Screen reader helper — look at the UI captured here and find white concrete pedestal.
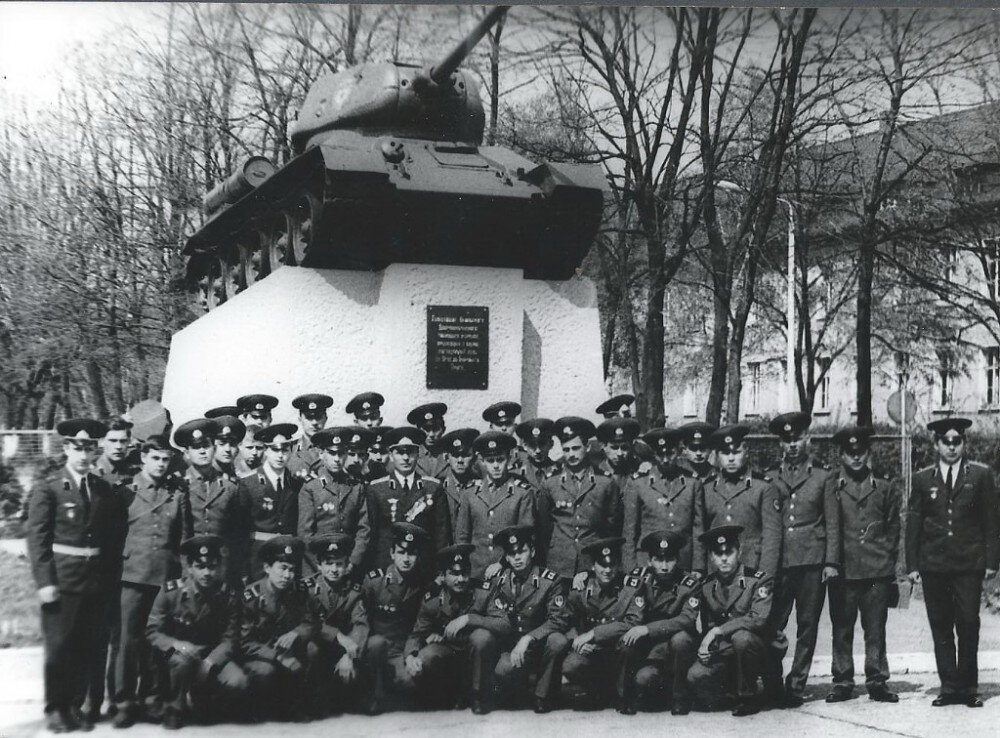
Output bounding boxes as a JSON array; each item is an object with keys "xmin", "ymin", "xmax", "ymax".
[{"xmin": 161, "ymin": 264, "xmax": 606, "ymax": 428}]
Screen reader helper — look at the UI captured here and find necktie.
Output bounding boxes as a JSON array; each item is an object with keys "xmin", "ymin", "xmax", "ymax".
[
  {"xmin": 79, "ymin": 476, "xmax": 90, "ymax": 505},
  {"xmin": 276, "ymin": 476, "xmax": 284, "ymax": 495},
  {"xmin": 945, "ymin": 465, "xmax": 954, "ymax": 494}
]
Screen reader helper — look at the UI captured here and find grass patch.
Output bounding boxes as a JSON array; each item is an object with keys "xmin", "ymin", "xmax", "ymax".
[{"xmin": 0, "ymin": 549, "xmax": 41, "ymax": 647}]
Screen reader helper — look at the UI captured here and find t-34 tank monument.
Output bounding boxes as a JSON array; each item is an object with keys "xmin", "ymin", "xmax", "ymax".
[{"xmin": 162, "ymin": 6, "xmax": 608, "ymax": 427}]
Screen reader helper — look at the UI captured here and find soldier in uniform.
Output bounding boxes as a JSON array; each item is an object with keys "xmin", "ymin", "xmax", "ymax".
[
  {"xmin": 596, "ymin": 417, "xmax": 643, "ymax": 486},
  {"xmin": 28, "ymin": 418, "xmax": 125, "ymax": 733},
  {"xmin": 617, "ymin": 531, "xmax": 700, "ymax": 715},
  {"xmin": 641, "ymin": 428, "xmax": 677, "ymax": 470},
  {"xmin": 366, "ymin": 427, "xmax": 451, "ymax": 571},
  {"xmin": 113, "ymin": 434, "xmax": 191, "ymax": 727},
  {"xmin": 695, "ymin": 425, "xmax": 781, "ymax": 578},
  {"xmin": 239, "ymin": 536, "xmax": 316, "ymax": 722},
  {"xmin": 363, "ymin": 426, "xmax": 393, "ymax": 483},
  {"xmin": 287, "ymin": 394, "xmax": 333, "ymax": 476},
  {"xmin": 558, "ymin": 537, "xmax": 644, "ymax": 710},
  {"xmin": 209, "ymin": 416, "xmax": 245, "ymax": 481},
  {"xmin": 688, "ymin": 525, "xmax": 782, "ymax": 717},
  {"xmin": 536, "ymin": 417, "xmax": 622, "ymax": 577},
  {"xmin": 469, "ymin": 525, "xmax": 570, "ymax": 713},
  {"xmin": 174, "ymin": 419, "xmax": 247, "ymax": 587},
  {"xmin": 297, "ymin": 428, "xmax": 371, "ymax": 578},
  {"xmin": 407, "ymin": 402, "xmax": 449, "ymax": 478},
  {"xmin": 344, "ymin": 426, "xmax": 373, "ymax": 483},
  {"xmin": 596, "ymin": 394, "xmax": 635, "ymax": 419},
  {"xmin": 437, "ymin": 428, "xmax": 481, "ymax": 535},
  {"xmin": 236, "ymin": 424, "xmax": 305, "ymax": 580},
  {"xmin": 93, "ymin": 418, "xmax": 139, "ymax": 486},
  {"xmin": 766, "ymin": 411, "xmax": 841, "ymax": 707},
  {"xmin": 146, "ymin": 535, "xmax": 248, "ymax": 729},
  {"xmin": 304, "ymin": 535, "xmax": 369, "ymax": 715},
  {"xmin": 825, "ymin": 426, "xmax": 900, "ymax": 704},
  {"xmin": 675, "ymin": 421, "xmax": 718, "ymax": 482},
  {"xmin": 482, "ymin": 401, "xmax": 521, "ymax": 435},
  {"xmin": 623, "ymin": 430, "xmax": 701, "ymax": 572},
  {"xmin": 346, "ymin": 391, "xmax": 385, "ymax": 429},
  {"xmin": 236, "ymin": 394, "xmax": 278, "ymax": 429},
  {"xmin": 457, "ymin": 432, "xmax": 535, "ymax": 578},
  {"xmin": 404, "ymin": 543, "xmax": 498, "ymax": 713},
  {"xmin": 907, "ymin": 417, "xmax": 998, "ymax": 708},
  {"xmin": 360, "ymin": 523, "xmax": 429, "ymax": 714},
  {"xmin": 513, "ymin": 418, "xmax": 558, "ymax": 489},
  {"xmin": 235, "ymin": 424, "xmax": 265, "ymax": 478}
]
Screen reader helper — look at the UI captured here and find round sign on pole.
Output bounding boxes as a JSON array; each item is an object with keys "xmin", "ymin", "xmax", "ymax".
[{"xmin": 887, "ymin": 390, "xmax": 918, "ymax": 428}]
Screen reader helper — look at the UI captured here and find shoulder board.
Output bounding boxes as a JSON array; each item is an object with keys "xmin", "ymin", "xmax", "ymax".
[
  {"xmin": 916, "ymin": 465, "xmax": 935, "ymax": 474},
  {"xmin": 630, "ymin": 468, "xmax": 650, "ymax": 480},
  {"xmin": 301, "ymin": 573, "xmax": 319, "ymax": 586},
  {"xmin": 164, "ymin": 578, "xmax": 182, "ymax": 591},
  {"xmin": 352, "ymin": 582, "xmax": 361, "ymax": 592},
  {"xmin": 625, "ymin": 576, "xmax": 640, "ymax": 588},
  {"xmin": 481, "ymin": 579, "xmax": 493, "ymax": 590},
  {"xmin": 242, "ymin": 589, "xmax": 254, "ymax": 602},
  {"xmin": 421, "ymin": 475, "xmax": 439, "ymax": 483},
  {"xmin": 424, "ymin": 590, "xmax": 435, "ymax": 601},
  {"xmin": 969, "ymin": 461, "xmax": 990, "ymax": 470},
  {"xmin": 542, "ymin": 569, "xmax": 558, "ymax": 581},
  {"xmin": 629, "ymin": 566, "xmax": 645, "ymax": 576},
  {"xmin": 820, "ymin": 463, "xmax": 831, "ymax": 471},
  {"xmin": 681, "ymin": 574, "xmax": 701, "ymax": 588},
  {"xmin": 753, "ymin": 569, "xmax": 765, "ymax": 579},
  {"xmin": 880, "ymin": 474, "xmax": 892, "ymax": 481},
  {"xmin": 368, "ymin": 568, "xmax": 384, "ymax": 579},
  {"xmin": 750, "ymin": 471, "xmax": 770, "ymax": 482},
  {"xmin": 514, "ymin": 478, "xmax": 532, "ymax": 489},
  {"xmin": 371, "ymin": 476, "xmax": 390, "ymax": 485},
  {"xmin": 598, "ymin": 470, "xmax": 613, "ymax": 478}
]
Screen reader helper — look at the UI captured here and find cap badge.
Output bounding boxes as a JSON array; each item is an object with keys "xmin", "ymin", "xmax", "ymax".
[
  {"xmin": 563, "ymin": 426, "xmax": 572, "ymax": 436},
  {"xmin": 498, "ymin": 410, "xmax": 506, "ymax": 418},
  {"xmin": 283, "ymin": 545, "xmax": 292, "ymax": 555},
  {"xmin": 615, "ymin": 428, "xmax": 623, "ymax": 438},
  {"xmin": 332, "ymin": 435, "xmax": 342, "ymax": 444},
  {"xmin": 784, "ymin": 423, "xmax": 791, "ymax": 432},
  {"xmin": 222, "ymin": 426, "xmax": 231, "ymax": 435},
  {"xmin": 659, "ymin": 540, "xmax": 669, "ymax": 549},
  {"xmin": 488, "ymin": 440, "xmax": 497, "ymax": 449},
  {"xmin": 351, "ymin": 434, "xmax": 360, "ymax": 443},
  {"xmin": 405, "ymin": 533, "xmax": 414, "ymax": 542},
  {"xmin": 725, "ymin": 435, "xmax": 733, "ymax": 444},
  {"xmin": 255, "ymin": 402, "xmax": 264, "ymax": 410},
  {"xmin": 309, "ymin": 402, "xmax": 317, "ymax": 410},
  {"xmin": 193, "ymin": 429, "xmax": 203, "ymax": 440},
  {"xmin": 453, "ymin": 554, "xmax": 462, "ymax": 562},
  {"xmin": 363, "ymin": 401, "xmax": 370, "ymax": 409},
  {"xmin": 73, "ymin": 430, "xmax": 92, "ymax": 440},
  {"xmin": 532, "ymin": 428, "xmax": 541, "ymax": 437},
  {"xmin": 601, "ymin": 547, "xmax": 611, "ymax": 556},
  {"xmin": 717, "ymin": 535, "xmax": 725, "ymax": 544},
  {"xmin": 453, "ymin": 439, "xmax": 461, "ymax": 448},
  {"xmin": 849, "ymin": 436, "xmax": 857, "ymax": 444},
  {"xmin": 509, "ymin": 535, "xmax": 517, "ymax": 544},
  {"xmin": 200, "ymin": 546, "xmax": 208, "ymax": 555},
  {"xmin": 693, "ymin": 431, "xmax": 702, "ymax": 440},
  {"xmin": 658, "ymin": 439, "xmax": 666, "ymax": 447},
  {"xmin": 424, "ymin": 412, "xmax": 433, "ymax": 420}
]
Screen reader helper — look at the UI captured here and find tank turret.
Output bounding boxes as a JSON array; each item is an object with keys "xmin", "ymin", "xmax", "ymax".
[{"xmin": 185, "ymin": 6, "xmax": 604, "ymax": 309}]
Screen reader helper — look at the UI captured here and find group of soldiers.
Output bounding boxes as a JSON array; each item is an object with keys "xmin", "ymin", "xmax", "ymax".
[{"xmin": 26, "ymin": 389, "xmax": 999, "ymax": 732}]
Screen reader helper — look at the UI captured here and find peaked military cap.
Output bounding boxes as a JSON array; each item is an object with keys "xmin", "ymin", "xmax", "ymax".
[
  {"xmin": 554, "ymin": 416, "xmax": 597, "ymax": 444},
  {"xmin": 57, "ymin": 418, "xmax": 108, "ymax": 442},
  {"xmin": 768, "ymin": 411, "xmax": 811, "ymax": 441},
  {"xmin": 292, "ymin": 394, "xmax": 334, "ymax": 417},
  {"xmin": 346, "ymin": 427, "xmax": 373, "ymax": 451},
  {"xmin": 346, "ymin": 392, "xmax": 385, "ymax": 418},
  {"xmin": 369, "ymin": 426, "xmax": 394, "ymax": 450},
  {"xmin": 474, "ymin": 430, "xmax": 516, "ymax": 456},
  {"xmin": 676, "ymin": 421, "xmax": 717, "ymax": 449},
  {"xmin": 259, "ymin": 535, "xmax": 304, "ymax": 564},
  {"xmin": 407, "ymin": 402, "xmax": 448, "ymax": 428},
  {"xmin": 582, "ymin": 536, "xmax": 626, "ymax": 566},
  {"xmin": 516, "ymin": 418, "xmax": 556, "ymax": 444},
  {"xmin": 256, "ymin": 423, "xmax": 298, "ymax": 445},
  {"xmin": 308, "ymin": 533, "xmax": 354, "ymax": 560},
  {"xmin": 698, "ymin": 524, "xmax": 744, "ymax": 550},
  {"xmin": 212, "ymin": 415, "xmax": 246, "ymax": 444},
  {"xmin": 496, "ymin": 525, "xmax": 535, "ymax": 552},
  {"xmin": 441, "ymin": 428, "xmax": 480, "ymax": 455},
  {"xmin": 640, "ymin": 530, "xmax": 685, "ymax": 558},
  {"xmin": 384, "ymin": 426, "xmax": 426, "ymax": 449},
  {"xmin": 237, "ymin": 394, "xmax": 279, "ymax": 414},
  {"xmin": 642, "ymin": 428, "xmax": 677, "ymax": 452},
  {"xmin": 436, "ymin": 543, "xmax": 476, "ymax": 570},
  {"xmin": 205, "ymin": 405, "xmax": 241, "ymax": 419},
  {"xmin": 596, "ymin": 417, "xmax": 641, "ymax": 444},
  {"xmin": 173, "ymin": 418, "xmax": 218, "ymax": 448},
  {"xmin": 596, "ymin": 394, "xmax": 635, "ymax": 418},
  {"xmin": 709, "ymin": 424, "xmax": 751, "ymax": 452},
  {"xmin": 483, "ymin": 401, "xmax": 522, "ymax": 425},
  {"xmin": 180, "ymin": 534, "xmax": 226, "ymax": 564},
  {"xmin": 927, "ymin": 417, "xmax": 973, "ymax": 436},
  {"xmin": 312, "ymin": 426, "xmax": 353, "ymax": 451},
  {"xmin": 391, "ymin": 522, "xmax": 428, "ymax": 552},
  {"xmin": 833, "ymin": 425, "xmax": 875, "ymax": 453}
]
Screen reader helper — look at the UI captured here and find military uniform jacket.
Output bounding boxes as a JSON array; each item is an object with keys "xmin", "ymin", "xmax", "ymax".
[
  {"xmin": 366, "ymin": 474, "xmax": 451, "ymax": 568},
  {"xmin": 906, "ymin": 461, "xmax": 1000, "ymax": 573},
  {"xmin": 120, "ymin": 472, "xmax": 190, "ymax": 587},
  {"xmin": 437, "ymin": 469, "xmax": 481, "ymax": 535},
  {"xmin": 183, "ymin": 466, "xmax": 243, "ymax": 540},
  {"xmin": 416, "ymin": 444, "xmax": 448, "ymax": 479},
  {"xmin": 634, "ymin": 568, "xmax": 701, "ymax": 640},
  {"xmin": 514, "ymin": 457, "xmax": 558, "ymax": 491},
  {"xmin": 478, "ymin": 565, "xmax": 567, "ymax": 641},
  {"xmin": 599, "ymin": 457, "xmax": 643, "ymax": 493},
  {"xmin": 298, "ymin": 469, "xmax": 372, "ymax": 569},
  {"xmin": 27, "ymin": 468, "xmax": 124, "ymax": 594},
  {"xmin": 92, "ymin": 455, "xmax": 138, "ymax": 488},
  {"xmin": 563, "ymin": 571, "xmax": 645, "ymax": 645},
  {"xmin": 769, "ymin": 460, "xmax": 841, "ymax": 569},
  {"xmin": 404, "ymin": 584, "xmax": 492, "ymax": 656},
  {"xmin": 696, "ymin": 471, "xmax": 781, "ymax": 576},
  {"xmin": 240, "ymin": 576, "xmax": 317, "ymax": 660},
  {"xmin": 287, "ymin": 436, "xmax": 322, "ymax": 476},
  {"xmin": 698, "ymin": 566, "xmax": 774, "ymax": 638},
  {"xmin": 623, "ymin": 466, "xmax": 702, "ymax": 571},
  {"xmin": 676, "ymin": 459, "xmax": 717, "ymax": 484},
  {"xmin": 536, "ymin": 466, "xmax": 623, "ymax": 577},
  {"xmin": 146, "ymin": 576, "xmax": 241, "ymax": 666},
  {"xmin": 305, "ymin": 573, "xmax": 369, "ymax": 648},
  {"xmin": 361, "ymin": 564, "xmax": 426, "ymax": 646},
  {"xmin": 237, "ymin": 468, "xmax": 303, "ymax": 537},
  {"xmin": 456, "ymin": 477, "xmax": 536, "ymax": 577},
  {"xmin": 832, "ymin": 471, "xmax": 901, "ymax": 580}
]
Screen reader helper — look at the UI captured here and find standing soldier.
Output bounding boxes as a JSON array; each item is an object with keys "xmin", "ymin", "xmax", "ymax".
[
  {"xmin": 675, "ymin": 422, "xmax": 718, "ymax": 482},
  {"xmin": 617, "ymin": 531, "xmax": 700, "ymax": 715},
  {"xmin": 907, "ymin": 417, "xmax": 998, "ymax": 708},
  {"xmin": 623, "ymin": 430, "xmax": 701, "ymax": 572},
  {"xmin": 513, "ymin": 419, "xmax": 558, "ymax": 489},
  {"xmin": 209, "ymin": 416, "xmax": 245, "ymax": 481},
  {"xmin": 235, "ymin": 424, "xmax": 265, "ymax": 478},
  {"xmin": 347, "ymin": 391, "xmax": 385, "ymax": 429},
  {"xmin": 825, "ymin": 426, "xmax": 900, "ymax": 704},
  {"xmin": 559, "ymin": 537, "xmax": 645, "ymax": 711},
  {"xmin": 239, "ymin": 536, "xmax": 316, "ymax": 722},
  {"xmin": 468, "ymin": 525, "xmax": 570, "ymax": 713},
  {"xmin": 363, "ymin": 426, "xmax": 393, "ymax": 483},
  {"xmin": 297, "ymin": 428, "xmax": 372, "ymax": 578},
  {"xmin": 596, "ymin": 394, "xmax": 635, "ymax": 419},
  {"xmin": 344, "ymin": 427, "xmax": 373, "ymax": 483},
  {"xmin": 457, "ymin": 432, "xmax": 535, "ymax": 578},
  {"xmin": 360, "ymin": 523, "xmax": 430, "ymax": 714},
  {"xmin": 236, "ymin": 394, "xmax": 278, "ymax": 429},
  {"xmin": 765, "ymin": 411, "xmax": 840, "ymax": 707},
  {"xmin": 367, "ymin": 427, "xmax": 451, "ymax": 571},
  {"xmin": 304, "ymin": 535, "xmax": 369, "ymax": 715},
  {"xmin": 237, "ymin": 424, "xmax": 304, "ymax": 580},
  {"xmin": 288, "ymin": 393, "xmax": 333, "ymax": 476},
  {"xmin": 28, "ymin": 419, "xmax": 125, "ymax": 733},
  {"xmin": 641, "ymin": 428, "xmax": 678, "ymax": 471},
  {"xmin": 407, "ymin": 402, "xmax": 449, "ymax": 478},
  {"xmin": 145, "ymin": 535, "xmax": 248, "ymax": 729},
  {"xmin": 695, "ymin": 425, "xmax": 781, "ymax": 577},
  {"xmin": 404, "ymin": 544, "xmax": 498, "ymax": 713},
  {"xmin": 93, "ymin": 418, "xmax": 139, "ymax": 486},
  {"xmin": 482, "ymin": 401, "xmax": 521, "ymax": 435},
  {"xmin": 437, "ymin": 428, "xmax": 481, "ymax": 535},
  {"xmin": 596, "ymin": 418, "xmax": 643, "ymax": 485},
  {"xmin": 536, "ymin": 417, "xmax": 622, "ymax": 577},
  {"xmin": 688, "ymin": 525, "xmax": 782, "ymax": 717},
  {"xmin": 113, "ymin": 435, "xmax": 191, "ymax": 728}
]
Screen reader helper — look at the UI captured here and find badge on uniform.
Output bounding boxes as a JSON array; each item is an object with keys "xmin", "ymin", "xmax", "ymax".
[
  {"xmin": 688, "ymin": 597, "xmax": 699, "ymax": 608},
  {"xmin": 930, "ymin": 487, "xmax": 937, "ymax": 500},
  {"xmin": 634, "ymin": 595, "xmax": 644, "ymax": 608},
  {"xmin": 757, "ymin": 585, "xmax": 769, "ymax": 599},
  {"xmin": 554, "ymin": 595, "xmax": 565, "ymax": 608},
  {"xmin": 773, "ymin": 499, "xmax": 781, "ymax": 511},
  {"xmin": 263, "ymin": 496, "xmax": 274, "ymax": 511}
]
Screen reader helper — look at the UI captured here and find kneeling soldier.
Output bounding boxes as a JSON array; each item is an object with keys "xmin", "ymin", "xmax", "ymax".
[
  {"xmin": 239, "ymin": 536, "xmax": 316, "ymax": 722},
  {"xmin": 617, "ymin": 531, "xmax": 700, "ymax": 715},
  {"xmin": 305, "ymin": 535, "xmax": 369, "ymax": 715},
  {"xmin": 360, "ymin": 522, "xmax": 429, "ymax": 714},
  {"xmin": 146, "ymin": 536, "xmax": 248, "ymax": 729},
  {"xmin": 404, "ymin": 544, "xmax": 496, "ymax": 713},
  {"xmin": 688, "ymin": 525, "xmax": 784, "ymax": 717},
  {"xmin": 560, "ymin": 537, "xmax": 644, "ymax": 711}
]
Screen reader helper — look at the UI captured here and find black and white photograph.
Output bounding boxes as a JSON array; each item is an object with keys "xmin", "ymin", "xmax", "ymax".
[{"xmin": 2, "ymin": 3, "xmax": 1000, "ymax": 736}]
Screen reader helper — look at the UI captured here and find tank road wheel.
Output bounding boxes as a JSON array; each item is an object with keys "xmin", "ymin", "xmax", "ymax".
[
  {"xmin": 237, "ymin": 243, "xmax": 256, "ymax": 291},
  {"xmin": 285, "ymin": 192, "xmax": 321, "ymax": 266},
  {"xmin": 265, "ymin": 225, "xmax": 285, "ymax": 274},
  {"xmin": 220, "ymin": 257, "xmax": 239, "ymax": 302}
]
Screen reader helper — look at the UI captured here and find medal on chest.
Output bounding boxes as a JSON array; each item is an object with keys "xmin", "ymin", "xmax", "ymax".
[
  {"xmin": 388, "ymin": 497, "xmax": 399, "ymax": 520},
  {"xmin": 321, "ymin": 501, "xmax": 337, "ymax": 513},
  {"xmin": 262, "ymin": 496, "xmax": 274, "ymax": 511},
  {"xmin": 405, "ymin": 494, "xmax": 434, "ymax": 522}
]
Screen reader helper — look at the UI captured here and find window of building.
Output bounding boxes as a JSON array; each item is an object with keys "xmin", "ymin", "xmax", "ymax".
[
  {"xmin": 935, "ymin": 350, "xmax": 954, "ymax": 409},
  {"xmin": 816, "ymin": 357, "xmax": 832, "ymax": 411},
  {"xmin": 986, "ymin": 347, "xmax": 1000, "ymax": 408},
  {"xmin": 985, "ymin": 238, "xmax": 1000, "ymax": 301},
  {"xmin": 944, "ymin": 246, "xmax": 958, "ymax": 283}
]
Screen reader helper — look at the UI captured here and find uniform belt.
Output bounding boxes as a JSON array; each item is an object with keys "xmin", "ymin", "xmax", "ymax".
[
  {"xmin": 253, "ymin": 531, "xmax": 279, "ymax": 542},
  {"xmin": 52, "ymin": 543, "xmax": 101, "ymax": 558}
]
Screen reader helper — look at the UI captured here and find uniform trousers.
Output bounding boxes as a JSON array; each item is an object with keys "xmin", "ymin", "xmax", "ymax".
[
  {"xmin": 83, "ymin": 583, "xmax": 120, "ymax": 714},
  {"xmin": 687, "ymin": 630, "xmax": 768, "ymax": 703},
  {"xmin": 494, "ymin": 632, "xmax": 570, "ymax": 702},
  {"xmin": 770, "ymin": 564, "xmax": 825, "ymax": 696},
  {"xmin": 415, "ymin": 629, "xmax": 497, "ymax": 700},
  {"xmin": 114, "ymin": 583, "xmax": 163, "ymax": 711},
  {"xmin": 921, "ymin": 571, "xmax": 983, "ymax": 697},
  {"xmin": 241, "ymin": 640, "xmax": 315, "ymax": 716},
  {"xmin": 562, "ymin": 645, "xmax": 621, "ymax": 700},
  {"xmin": 40, "ymin": 591, "xmax": 103, "ymax": 715},
  {"xmin": 363, "ymin": 635, "xmax": 417, "ymax": 705},
  {"xmin": 618, "ymin": 631, "xmax": 696, "ymax": 703},
  {"xmin": 162, "ymin": 652, "xmax": 249, "ymax": 714},
  {"xmin": 828, "ymin": 578, "xmax": 891, "ymax": 690}
]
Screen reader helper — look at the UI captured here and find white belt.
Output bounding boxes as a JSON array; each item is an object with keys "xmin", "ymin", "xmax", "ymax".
[
  {"xmin": 253, "ymin": 531, "xmax": 278, "ymax": 542},
  {"xmin": 52, "ymin": 543, "xmax": 101, "ymax": 558}
]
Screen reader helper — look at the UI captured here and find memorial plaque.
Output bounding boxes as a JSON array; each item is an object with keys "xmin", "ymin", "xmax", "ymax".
[{"xmin": 426, "ymin": 306, "xmax": 489, "ymax": 390}]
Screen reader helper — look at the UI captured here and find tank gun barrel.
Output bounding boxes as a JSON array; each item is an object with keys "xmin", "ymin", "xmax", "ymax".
[{"xmin": 428, "ymin": 5, "xmax": 509, "ymax": 85}]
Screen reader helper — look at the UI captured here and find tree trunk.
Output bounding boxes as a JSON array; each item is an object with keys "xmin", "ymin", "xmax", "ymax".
[
  {"xmin": 84, "ymin": 359, "xmax": 110, "ymax": 420},
  {"xmin": 855, "ymin": 234, "xmax": 876, "ymax": 425}
]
